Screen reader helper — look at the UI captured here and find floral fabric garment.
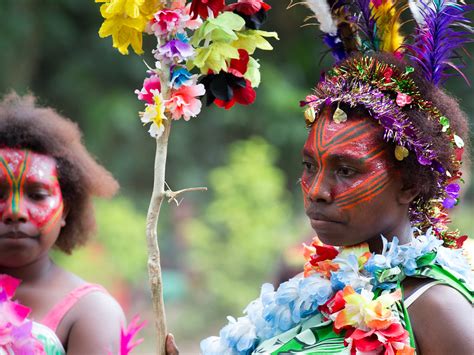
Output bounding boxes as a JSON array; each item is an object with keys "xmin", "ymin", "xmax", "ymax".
[{"xmin": 32, "ymin": 322, "xmax": 65, "ymax": 355}]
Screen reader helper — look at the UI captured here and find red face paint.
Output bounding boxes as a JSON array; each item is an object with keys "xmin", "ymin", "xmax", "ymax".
[
  {"xmin": 0, "ymin": 149, "xmax": 63, "ymax": 234},
  {"xmin": 301, "ymin": 108, "xmax": 403, "ymax": 246}
]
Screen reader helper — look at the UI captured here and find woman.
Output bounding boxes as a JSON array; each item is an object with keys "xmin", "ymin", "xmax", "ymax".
[{"xmin": 200, "ymin": 51, "xmax": 473, "ymax": 355}]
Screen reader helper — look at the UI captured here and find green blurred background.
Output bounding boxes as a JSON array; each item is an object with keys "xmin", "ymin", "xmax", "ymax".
[{"xmin": 1, "ymin": 1, "xmax": 472, "ymax": 353}]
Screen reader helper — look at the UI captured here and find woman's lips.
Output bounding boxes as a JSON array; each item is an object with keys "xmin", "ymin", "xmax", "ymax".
[{"xmin": 306, "ymin": 211, "xmax": 342, "ymax": 224}]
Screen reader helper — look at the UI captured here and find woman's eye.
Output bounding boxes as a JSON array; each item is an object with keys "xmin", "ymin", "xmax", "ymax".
[
  {"xmin": 336, "ymin": 166, "xmax": 357, "ymax": 178},
  {"xmin": 302, "ymin": 161, "xmax": 315, "ymax": 173}
]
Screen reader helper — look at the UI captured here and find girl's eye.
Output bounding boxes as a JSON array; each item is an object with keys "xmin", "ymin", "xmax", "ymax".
[
  {"xmin": 0, "ymin": 189, "xmax": 8, "ymax": 200},
  {"xmin": 28, "ymin": 190, "xmax": 49, "ymax": 201},
  {"xmin": 336, "ymin": 166, "xmax": 357, "ymax": 178}
]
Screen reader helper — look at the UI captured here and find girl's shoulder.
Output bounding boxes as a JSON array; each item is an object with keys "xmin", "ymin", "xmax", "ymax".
[{"xmin": 47, "ymin": 267, "xmax": 125, "ymax": 352}]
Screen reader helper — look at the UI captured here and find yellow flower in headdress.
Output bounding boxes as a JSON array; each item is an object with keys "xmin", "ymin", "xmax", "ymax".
[{"xmin": 97, "ymin": 0, "xmax": 162, "ymax": 55}]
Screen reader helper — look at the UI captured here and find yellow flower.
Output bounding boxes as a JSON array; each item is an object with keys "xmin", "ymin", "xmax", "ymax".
[
  {"xmin": 335, "ymin": 286, "xmax": 401, "ymax": 330},
  {"xmin": 96, "ymin": 0, "xmax": 162, "ymax": 55},
  {"xmin": 140, "ymin": 89, "xmax": 167, "ymax": 138}
]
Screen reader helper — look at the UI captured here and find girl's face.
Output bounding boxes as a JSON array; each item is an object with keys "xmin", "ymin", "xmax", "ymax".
[
  {"xmin": 301, "ymin": 108, "xmax": 405, "ymax": 246},
  {"xmin": 0, "ymin": 148, "xmax": 65, "ymax": 268}
]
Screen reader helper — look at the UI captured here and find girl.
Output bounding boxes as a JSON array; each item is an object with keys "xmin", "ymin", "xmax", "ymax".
[{"xmin": 0, "ymin": 93, "xmax": 125, "ymax": 354}]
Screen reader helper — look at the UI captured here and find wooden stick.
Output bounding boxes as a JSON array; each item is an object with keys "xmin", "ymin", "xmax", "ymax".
[{"xmin": 145, "ymin": 120, "xmax": 171, "ymax": 355}]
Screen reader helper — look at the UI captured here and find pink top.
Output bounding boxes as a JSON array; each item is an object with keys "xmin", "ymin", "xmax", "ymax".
[{"xmin": 40, "ymin": 283, "xmax": 107, "ymax": 332}]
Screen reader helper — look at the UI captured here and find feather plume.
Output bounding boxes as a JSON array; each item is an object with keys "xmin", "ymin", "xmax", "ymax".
[
  {"xmin": 406, "ymin": 0, "xmax": 473, "ymax": 85},
  {"xmin": 302, "ymin": 0, "xmax": 350, "ymax": 60},
  {"xmin": 370, "ymin": 0, "xmax": 405, "ymax": 52},
  {"xmin": 304, "ymin": 0, "xmax": 338, "ymax": 35},
  {"xmin": 408, "ymin": 0, "xmax": 426, "ymax": 25},
  {"xmin": 352, "ymin": 0, "xmax": 380, "ymax": 51}
]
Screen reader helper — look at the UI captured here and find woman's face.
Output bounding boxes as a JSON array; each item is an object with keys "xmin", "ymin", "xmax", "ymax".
[
  {"xmin": 301, "ymin": 108, "xmax": 405, "ymax": 246},
  {"xmin": 0, "ymin": 148, "xmax": 65, "ymax": 268}
]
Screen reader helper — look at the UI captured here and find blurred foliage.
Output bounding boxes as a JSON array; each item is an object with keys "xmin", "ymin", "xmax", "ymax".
[
  {"xmin": 52, "ymin": 198, "xmax": 148, "ymax": 287},
  {"xmin": 0, "ymin": 1, "xmax": 473, "ymax": 351},
  {"xmin": 185, "ymin": 137, "xmax": 294, "ymax": 313}
]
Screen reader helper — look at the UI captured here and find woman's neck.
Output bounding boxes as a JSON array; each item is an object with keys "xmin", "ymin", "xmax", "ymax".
[
  {"xmin": 366, "ymin": 218, "xmax": 413, "ymax": 254},
  {"xmin": 0, "ymin": 254, "xmax": 54, "ymax": 284}
]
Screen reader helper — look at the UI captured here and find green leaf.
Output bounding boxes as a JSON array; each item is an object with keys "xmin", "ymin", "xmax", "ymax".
[
  {"xmin": 244, "ymin": 56, "xmax": 261, "ymax": 87},
  {"xmin": 232, "ymin": 30, "xmax": 279, "ymax": 55},
  {"xmin": 191, "ymin": 42, "xmax": 240, "ymax": 73},
  {"xmin": 191, "ymin": 12, "xmax": 245, "ymax": 46}
]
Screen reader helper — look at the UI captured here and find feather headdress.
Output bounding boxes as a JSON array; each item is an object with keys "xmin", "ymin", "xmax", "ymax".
[
  {"xmin": 298, "ymin": 0, "xmax": 473, "ymax": 248},
  {"xmin": 406, "ymin": 0, "xmax": 473, "ymax": 85}
]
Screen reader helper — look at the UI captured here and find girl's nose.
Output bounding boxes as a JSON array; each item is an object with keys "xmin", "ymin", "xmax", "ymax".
[{"xmin": 2, "ymin": 201, "xmax": 28, "ymax": 224}]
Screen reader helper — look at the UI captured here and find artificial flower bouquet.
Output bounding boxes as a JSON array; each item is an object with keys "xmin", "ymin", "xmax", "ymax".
[{"xmin": 97, "ymin": 0, "xmax": 278, "ymax": 138}]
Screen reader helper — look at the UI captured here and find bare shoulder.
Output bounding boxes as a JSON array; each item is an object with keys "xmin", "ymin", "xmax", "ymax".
[
  {"xmin": 408, "ymin": 283, "xmax": 473, "ymax": 355},
  {"xmin": 65, "ymin": 291, "xmax": 126, "ymax": 355}
]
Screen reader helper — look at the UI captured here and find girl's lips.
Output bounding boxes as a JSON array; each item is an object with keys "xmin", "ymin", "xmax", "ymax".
[{"xmin": 0, "ymin": 231, "xmax": 35, "ymax": 239}]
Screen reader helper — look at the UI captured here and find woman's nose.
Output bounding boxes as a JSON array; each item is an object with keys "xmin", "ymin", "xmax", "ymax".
[{"xmin": 307, "ymin": 170, "xmax": 333, "ymax": 203}]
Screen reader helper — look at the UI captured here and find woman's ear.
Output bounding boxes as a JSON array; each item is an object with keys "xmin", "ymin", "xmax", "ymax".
[{"xmin": 397, "ymin": 182, "xmax": 420, "ymax": 205}]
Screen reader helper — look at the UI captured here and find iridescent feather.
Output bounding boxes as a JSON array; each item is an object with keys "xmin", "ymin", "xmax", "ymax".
[{"xmin": 406, "ymin": 0, "xmax": 473, "ymax": 85}]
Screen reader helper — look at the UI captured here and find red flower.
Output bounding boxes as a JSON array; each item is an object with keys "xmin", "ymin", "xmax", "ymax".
[
  {"xmin": 383, "ymin": 67, "xmax": 393, "ymax": 83},
  {"xmin": 319, "ymin": 290, "xmax": 346, "ymax": 320},
  {"xmin": 346, "ymin": 323, "xmax": 414, "ymax": 355},
  {"xmin": 213, "ymin": 49, "xmax": 256, "ymax": 109},
  {"xmin": 310, "ymin": 244, "xmax": 339, "ymax": 265},
  {"xmin": 226, "ymin": 0, "xmax": 271, "ymax": 16},
  {"xmin": 214, "ymin": 79, "xmax": 256, "ymax": 109},
  {"xmin": 190, "ymin": 0, "xmax": 225, "ymax": 19}
]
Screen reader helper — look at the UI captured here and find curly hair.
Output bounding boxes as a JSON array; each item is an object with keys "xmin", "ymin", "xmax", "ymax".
[
  {"xmin": 368, "ymin": 53, "xmax": 470, "ymax": 209},
  {"xmin": 0, "ymin": 93, "xmax": 119, "ymax": 253},
  {"xmin": 320, "ymin": 52, "xmax": 470, "ymax": 218}
]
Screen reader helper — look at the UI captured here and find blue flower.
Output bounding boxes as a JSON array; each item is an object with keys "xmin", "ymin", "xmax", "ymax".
[
  {"xmin": 244, "ymin": 285, "xmax": 275, "ymax": 339},
  {"xmin": 171, "ymin": 67, "xmax": 193, "ymax": 88},
  {"xmin": 436, "ymin": 246, "xmax": 474, "ymax": 288},
  {"xmin": 219, "ymin": 316, "xmax": 257, "ymax": 353},
  {"xmin": 292, "ymin": 275, "xmax": 332, "ymax": 322},
  {"xmin": 331, "ymin": 254, "xmax": 371, "ymax": 292},
  {"xmin": 200, "ymin": 336, "xmax": 237, "ymax": 355}
]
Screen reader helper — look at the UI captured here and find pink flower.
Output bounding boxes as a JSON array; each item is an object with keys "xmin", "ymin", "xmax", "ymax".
[
  {"xmin": 151, "ymin": 10, "xmax": 185, "ymax": 36},
  {"xmin": 166, "ymin": 83, "xmax": 205, "ymax": 120},
  {"xmin": 396, "ymin": 93, "xmax": 412, "ymax": 107},
  {"xmin": 135, "ymin": 75, "xmax": 161, "ymax": 104},
  {"xmin": 0, "ymin": 274, "xmax": 45, "ymax": 354}
]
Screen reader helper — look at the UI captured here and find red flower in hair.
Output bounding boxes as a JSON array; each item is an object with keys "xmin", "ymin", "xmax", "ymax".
[
  {"xmin": 226, "ymin": 0, "xmax": 271, "ymax": 16},
  {"xmin": 190, "ymin": 0, "xmax": 225, "ymax": 19}
]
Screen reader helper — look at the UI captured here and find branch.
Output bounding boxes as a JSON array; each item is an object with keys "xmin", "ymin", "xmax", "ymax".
[
  {"xmin": 145, "ymin": 120, "xmax": 171, "ymax": 355},
  {"xmin": 165, "ymin": 186, "xmax": 208, "ymax": 205}
]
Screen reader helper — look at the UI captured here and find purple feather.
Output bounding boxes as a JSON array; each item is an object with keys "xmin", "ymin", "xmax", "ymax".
[{"xmin": 406, "ymin": 0, "xmax": 473, "ymax": 86}]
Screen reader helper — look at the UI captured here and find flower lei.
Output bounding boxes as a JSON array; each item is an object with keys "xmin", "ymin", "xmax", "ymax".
[
  {"xmin": 0, "ymin": 275, "xmax": 45, "ymax": 354},
  {"xmin": 301, "ymin": 56, "xmax": 466, "ymax": 249},
  {"xmin": 96, "ymin": 0, "xmax": 278, "ymax": 138},
  {"xmin": 200, "ymin": 229, "xmax": 473, "ymax": 354},
  {"xmin": 0, "ymin": 274, "xmax": 146, "ymax": 355}
]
